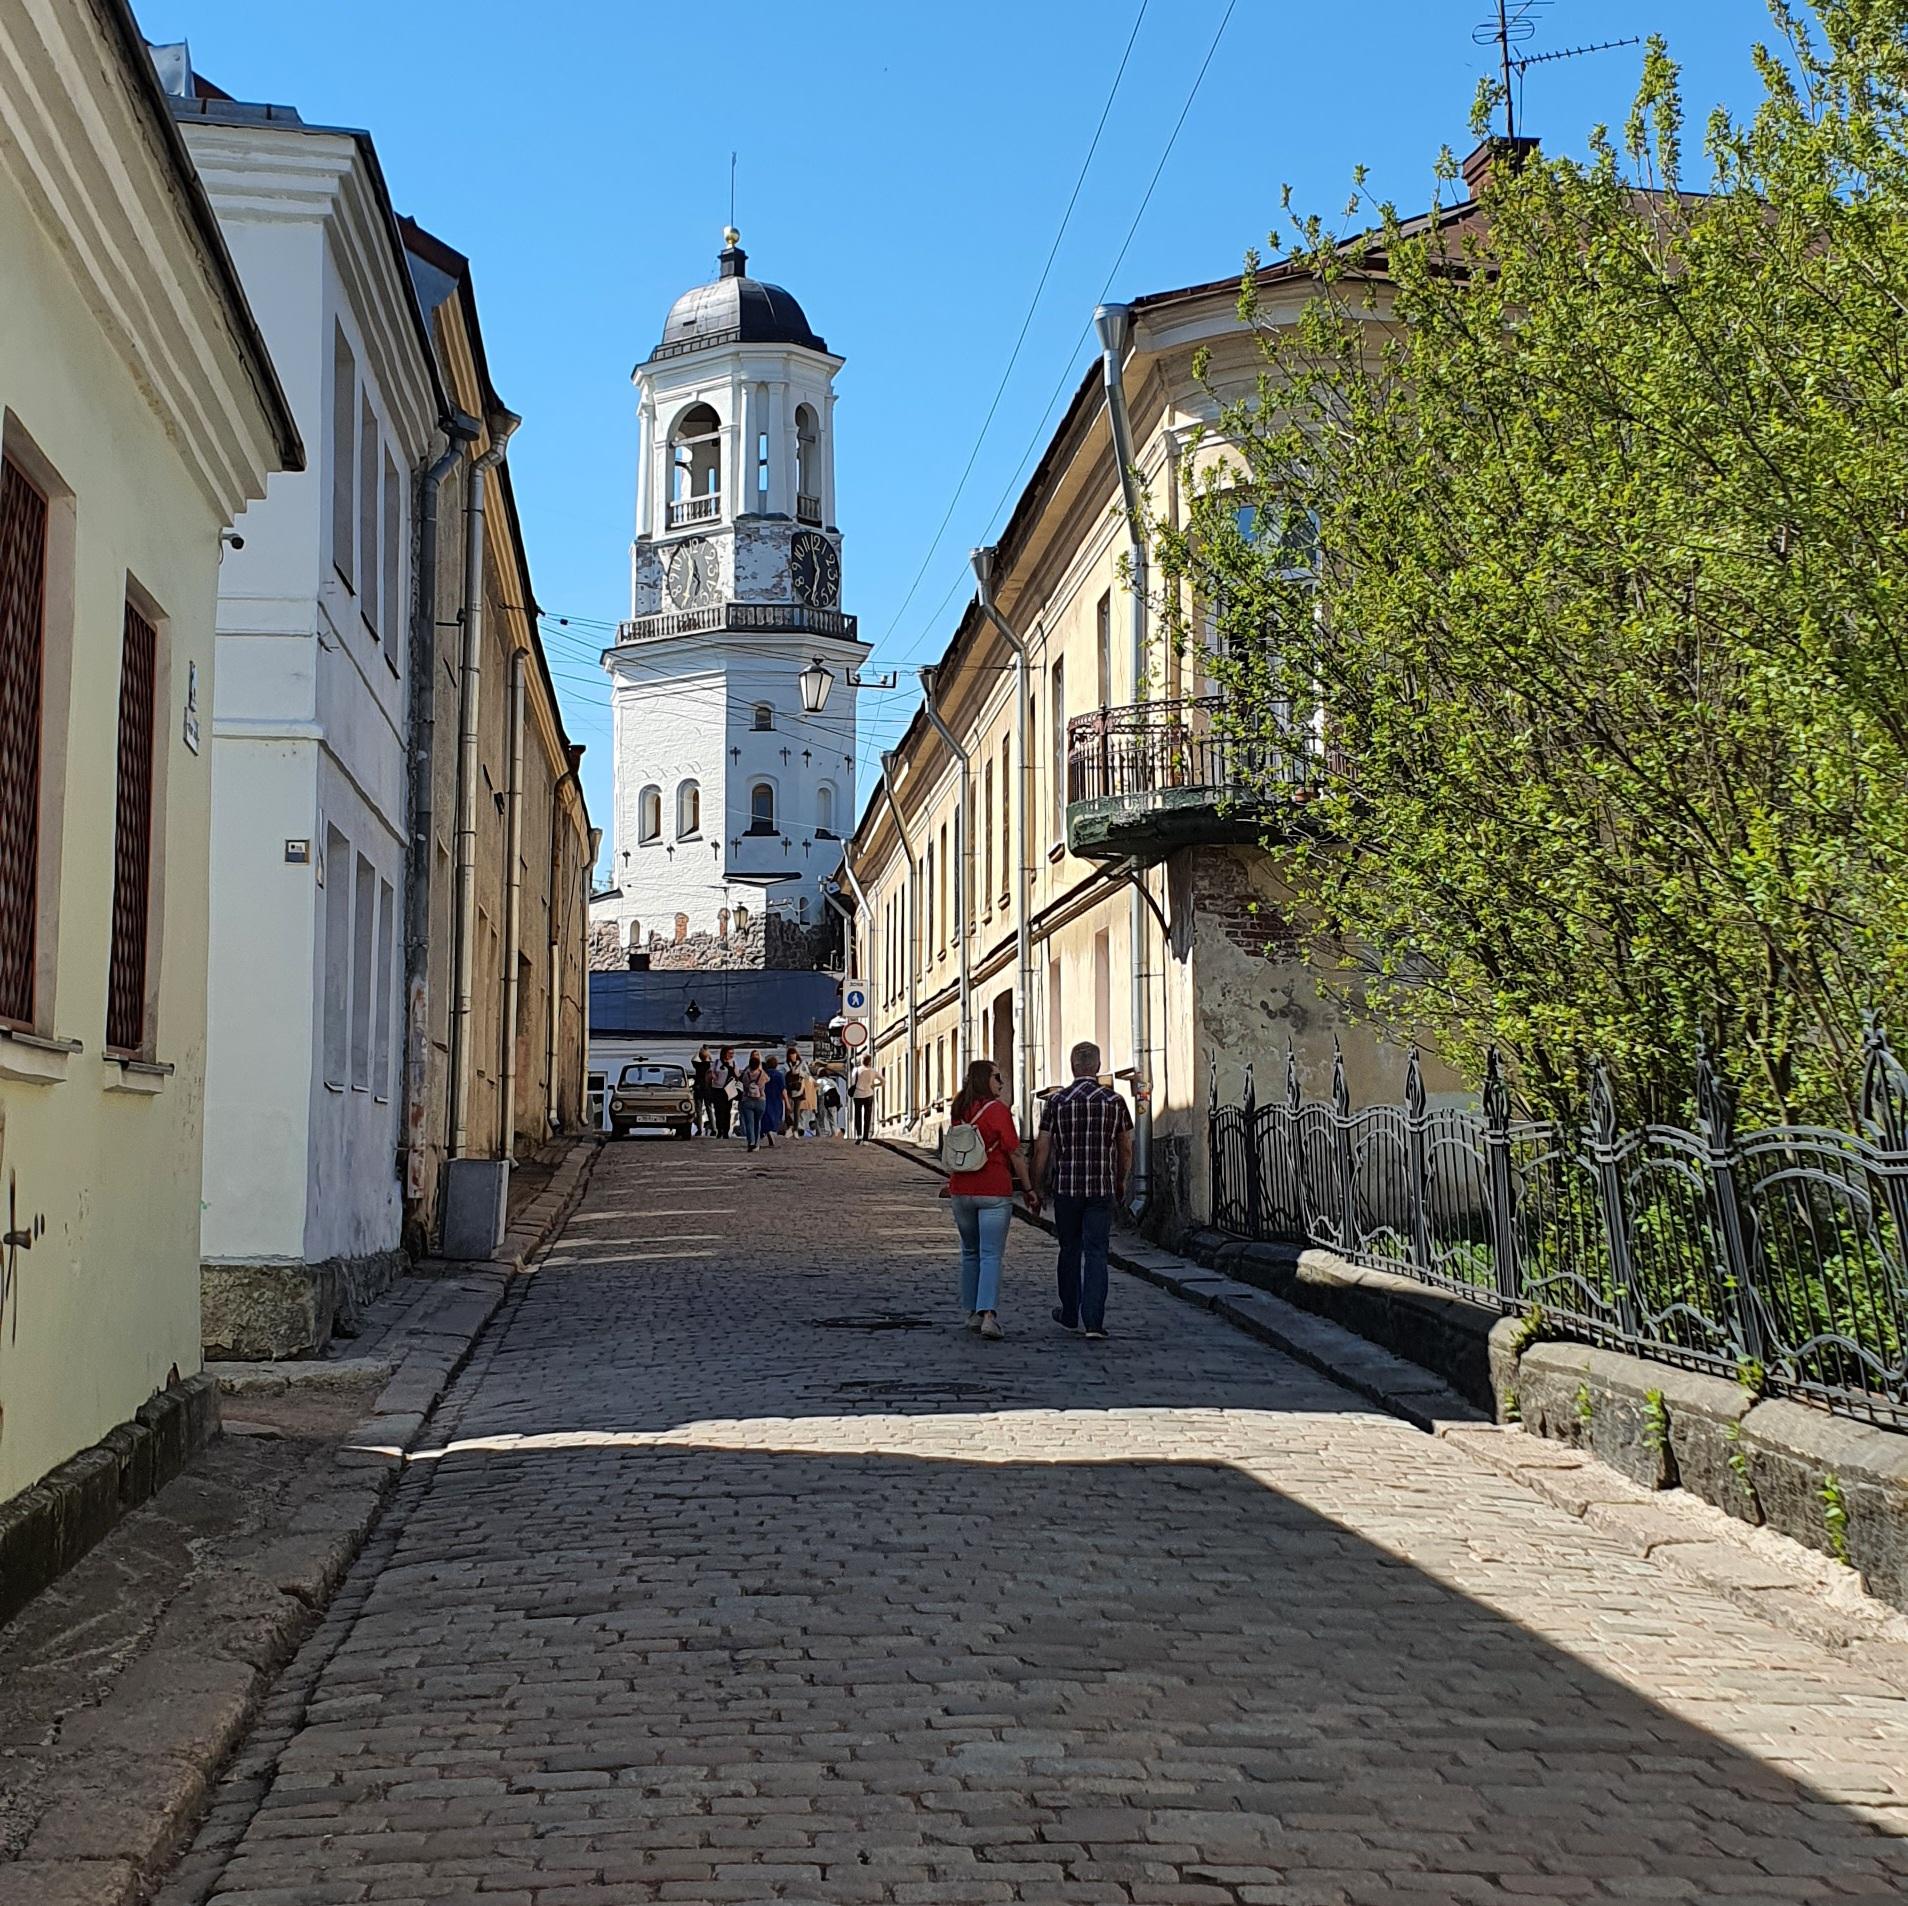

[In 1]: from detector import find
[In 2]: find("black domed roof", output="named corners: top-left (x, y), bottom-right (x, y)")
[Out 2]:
top-left (648, 238), bottom-right (826, 364)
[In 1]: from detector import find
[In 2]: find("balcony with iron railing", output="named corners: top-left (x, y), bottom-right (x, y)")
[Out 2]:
top-left (667, 491), bottom-right (722, 529)
top-left (1064, 695), bottom-right (1323, 861)
top-left (618, 601), bottom-right (861, 645)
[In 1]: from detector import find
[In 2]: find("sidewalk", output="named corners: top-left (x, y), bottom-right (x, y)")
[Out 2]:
top-left (0, 1137), bottom-right (602, 1906)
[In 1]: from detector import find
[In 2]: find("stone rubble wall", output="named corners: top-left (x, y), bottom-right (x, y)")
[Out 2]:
top-left (589, 914), bottom-right (832, 974)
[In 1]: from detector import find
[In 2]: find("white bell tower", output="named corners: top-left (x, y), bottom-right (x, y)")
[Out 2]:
top-left (595, 230), bottom-right (869, 957)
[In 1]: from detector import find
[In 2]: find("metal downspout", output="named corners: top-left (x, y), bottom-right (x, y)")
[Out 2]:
top-left (499, 650), bottom-right (528, 1162)
top-left (970, 548), bottom-right (1037, 1141)
top-left (879, 751), bottom-right (920, 1125)
top-left (448, 409), bottom-right (519, 1159)
top-left (403, 410), bottom-right (478, 1209)
top-left (1096, 303), bottom-right (1154, 1220)
top-left (919, 666), bottom-right (971, 1077)
top-left (546, 761), bottom-right (583, 1134)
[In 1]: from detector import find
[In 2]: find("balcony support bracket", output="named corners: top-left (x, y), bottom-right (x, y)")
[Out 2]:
top-left (1112, 857), bottom-right (1172, 942)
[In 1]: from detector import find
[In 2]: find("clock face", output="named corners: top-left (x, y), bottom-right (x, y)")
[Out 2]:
top-left (790, 530), bottom-right (841, 609)
top-left (666, 538), bottom-right (716, 609)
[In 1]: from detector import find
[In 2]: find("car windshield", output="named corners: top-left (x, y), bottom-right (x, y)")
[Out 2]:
top-left (617, 1064), bottom-right (686, 1088)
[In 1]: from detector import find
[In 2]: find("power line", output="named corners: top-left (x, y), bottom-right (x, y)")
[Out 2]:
top-left (856, 0), bottom-right (1241, 786)
top-left (870, 0), bottom-right (1152, 659)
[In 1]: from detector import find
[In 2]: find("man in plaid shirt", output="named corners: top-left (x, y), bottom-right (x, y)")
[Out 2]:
top-left (1033, 1041), bottom-right (1134, 1340)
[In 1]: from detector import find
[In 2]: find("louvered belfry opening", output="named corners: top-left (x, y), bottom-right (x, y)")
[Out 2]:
top-left (0, 454), bottom-right (48, 1030)
top-left (107, 599), bottom-right (158, 1056)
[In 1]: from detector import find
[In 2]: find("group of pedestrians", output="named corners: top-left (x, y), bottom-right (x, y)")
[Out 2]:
top-left (939, 1039), bottom-right (1132, 1342)
top-left (689, 1046), bottom-right (881, 1152)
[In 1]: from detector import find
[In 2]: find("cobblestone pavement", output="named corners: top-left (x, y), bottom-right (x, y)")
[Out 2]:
top-left (173, 1137), bottom-right (1908, 1904)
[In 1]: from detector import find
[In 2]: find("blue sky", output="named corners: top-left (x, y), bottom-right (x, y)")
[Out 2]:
top-left (150, 1), bottom-right (1776, 861)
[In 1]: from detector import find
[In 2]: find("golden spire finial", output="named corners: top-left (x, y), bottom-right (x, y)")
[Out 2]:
top-left (723, 224), bottom-right (740, 249)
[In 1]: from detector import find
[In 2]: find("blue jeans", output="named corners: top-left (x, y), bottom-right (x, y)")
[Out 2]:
top-left (950, 1195), bottom-right (1013, 1314)
top-left (1053, 1194), bottom-right (1115, 1331)
top-left (737, 1099), bottom-right (764, 1147)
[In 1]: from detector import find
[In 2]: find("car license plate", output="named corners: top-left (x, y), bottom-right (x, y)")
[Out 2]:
top-left (633, 1113), bottom-right (671, 1124)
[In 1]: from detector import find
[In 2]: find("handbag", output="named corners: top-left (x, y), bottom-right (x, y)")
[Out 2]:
top-left (724, 1078), bottom-right (742, 1101)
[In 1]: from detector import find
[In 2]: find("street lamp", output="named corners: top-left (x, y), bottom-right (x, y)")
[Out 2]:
top-left (799, 656), bottom-right (834, 713)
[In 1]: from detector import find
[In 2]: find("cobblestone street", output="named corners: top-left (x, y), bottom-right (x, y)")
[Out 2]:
top-left (172, 1138), bottom-right (1908, 1904)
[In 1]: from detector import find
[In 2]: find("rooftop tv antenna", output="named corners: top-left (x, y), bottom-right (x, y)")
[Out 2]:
top-left (1473, 1), bottom-right (1640, 140)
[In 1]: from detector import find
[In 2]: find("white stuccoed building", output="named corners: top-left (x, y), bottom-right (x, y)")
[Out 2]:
top-left (169, 80), bottom-right (442, 1351)
top-left (593, 233), bottom-right (868, 953)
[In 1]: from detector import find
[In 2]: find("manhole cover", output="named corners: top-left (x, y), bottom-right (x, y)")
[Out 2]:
top-left (813, 1313), bottom-right (936, 1331)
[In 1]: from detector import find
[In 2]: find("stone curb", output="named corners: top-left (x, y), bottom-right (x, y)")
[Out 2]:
top-left (873, 1136), bottom-right (1908, 1672)
top-left (3, 1138), bottom-right (604, 1906)
top-left (0, 1374), bottom-right (221, 1631)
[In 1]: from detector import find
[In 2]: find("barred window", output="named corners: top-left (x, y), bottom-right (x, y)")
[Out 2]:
top-left (330, 325), bottom-right (355, 589)
top-left (358, 395), bottom-right (379, 633)
top-left (322, 823), bottom-right (350, 1085)
top-left (351, 852), bottom-right (375, 1086)
top-left (106, 599), bottom-right (158, 1054)
top-left (0, 455), bottom-right (48, 1028)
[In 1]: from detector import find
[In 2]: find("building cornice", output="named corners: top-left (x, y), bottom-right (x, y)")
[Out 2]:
top-left (0, 0), bottom-right (303, 507)
top-left (175, 118), bottom-right (444, 458)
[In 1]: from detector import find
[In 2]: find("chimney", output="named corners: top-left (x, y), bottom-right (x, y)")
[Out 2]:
top-left (1460, 134), bottom-right (1539, 194)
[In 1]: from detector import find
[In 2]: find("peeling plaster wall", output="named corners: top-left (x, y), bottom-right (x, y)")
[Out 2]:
top-left (1173, 845), bottom-right (1465, 1224)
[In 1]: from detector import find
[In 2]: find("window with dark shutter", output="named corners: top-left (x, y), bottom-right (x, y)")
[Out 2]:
top-left (106, 600), bottom-right (158, 1054)
top-left (0, 455), bottom-right (47, 1029)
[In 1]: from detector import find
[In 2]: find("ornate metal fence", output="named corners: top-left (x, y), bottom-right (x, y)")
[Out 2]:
top-left (1209, 1026), bottom-right (1908, 1428)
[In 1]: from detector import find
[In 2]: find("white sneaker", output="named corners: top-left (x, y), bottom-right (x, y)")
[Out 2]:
top-left (963, 1311), bottom-right (982, 1331)
top-left (979, 1312), bottom-right (1003, 1341)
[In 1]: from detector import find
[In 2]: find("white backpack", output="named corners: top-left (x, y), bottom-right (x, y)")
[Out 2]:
top-left (941, 1120), bottom-right (988, 1173)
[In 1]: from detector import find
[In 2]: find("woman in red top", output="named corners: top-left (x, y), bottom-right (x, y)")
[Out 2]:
top-left (943, 1060), bottom-right (1039, 1340)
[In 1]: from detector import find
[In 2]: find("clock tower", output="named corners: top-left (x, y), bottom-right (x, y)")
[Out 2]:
top-left (595, 230), bottom-right (869, 959)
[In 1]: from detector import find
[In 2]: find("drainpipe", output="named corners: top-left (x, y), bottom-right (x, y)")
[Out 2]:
top-left (448, 408), bottom-right (519, 1159)
top-left (879, 750), bottom-right (920, 1125)
top-left (1096, 303), bottom-right (1153, 1220)
top-left (919, 665), bottom-right (971, 1076)
top-left (970, 545), bottom-right (1037, 1143)
top-left (499, 650), bottom-right (528, 1161)
top-left (403, 410), bottom-right (479, 1208)
top-left (546, 757), bottom-right (583, 1134)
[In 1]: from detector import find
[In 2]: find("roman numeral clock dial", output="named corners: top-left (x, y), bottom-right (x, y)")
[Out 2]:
top-left (790, 530), bottom-right (840, 609)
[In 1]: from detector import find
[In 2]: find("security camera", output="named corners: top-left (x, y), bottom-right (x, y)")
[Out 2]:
top-left (220, 529), bottom-right (245, 550)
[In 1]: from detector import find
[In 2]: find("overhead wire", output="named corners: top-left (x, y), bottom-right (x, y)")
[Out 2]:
top-left (855, 0), bottom-right (1241, 789)
top-left (868, 0), bottom-right (1151, 658)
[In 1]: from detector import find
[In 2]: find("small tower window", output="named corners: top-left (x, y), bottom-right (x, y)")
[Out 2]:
top-left (676, 778), bottom-right (701, 838)
top-left (795, 404), bottom-right (820, 524)
top-left (669, 402), bottom-right (722, 524)
top-left (748, 782), bottom-right (776, 834)
top-left (637, 783), bottom-right (662, 844)
top-left (815, 783), bottom-right (836, 838)
top-left (752, 703), bottom-right (774, 732)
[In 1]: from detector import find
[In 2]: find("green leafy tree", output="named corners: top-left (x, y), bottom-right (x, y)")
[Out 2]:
top-left (1154, 1), bottom-right (1908, 1124)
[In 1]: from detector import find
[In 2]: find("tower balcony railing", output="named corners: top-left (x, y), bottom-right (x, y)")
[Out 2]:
top-left (618, 602), bottom-right (861, 645)
top-left (796, 493), bottom-right (823, 526)
top-left (667, 492), bottom-right (722, 528)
